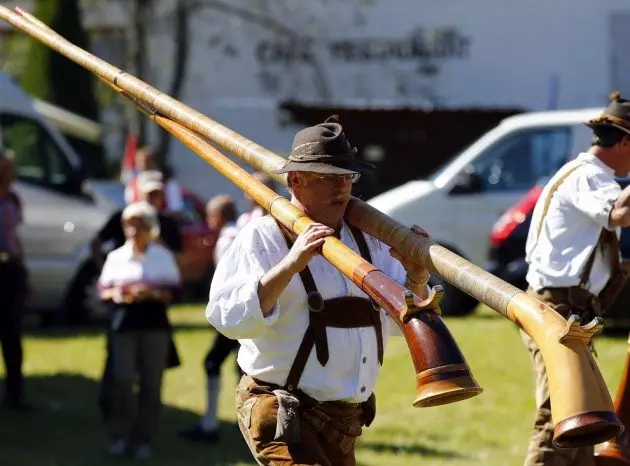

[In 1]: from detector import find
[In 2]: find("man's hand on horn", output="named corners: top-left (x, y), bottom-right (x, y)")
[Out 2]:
top-left (389, 225), bottom-right (431, 285)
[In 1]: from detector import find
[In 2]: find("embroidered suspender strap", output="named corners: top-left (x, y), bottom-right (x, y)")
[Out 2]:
top-left (273, 219), bottom-right (383, 391)
top-left (534, 165), bottom-right (582, 243)
top-left (533, 164), bottom-right (595, 286)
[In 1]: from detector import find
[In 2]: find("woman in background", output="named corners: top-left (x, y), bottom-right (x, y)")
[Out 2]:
top-left (98, 201), bottom-right (181, 460)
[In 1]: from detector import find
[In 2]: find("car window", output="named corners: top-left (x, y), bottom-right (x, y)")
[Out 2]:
top-left (1, 113), bottom-right (75, 191)
top-left (469, 128), bottom-right (571, 192)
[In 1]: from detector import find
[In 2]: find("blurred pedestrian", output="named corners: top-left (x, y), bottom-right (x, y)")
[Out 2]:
top-left (98, 201), bottom-right (181, 459)
top-left (179, 194), bottom-right (242, 443)
top-left (93, 172), bottom-right (183, 423)
top-left (124, 147), bottom-right (184, 212)
top-left (93, 171), bottom-right (183, 268)
top-left (0, 151), bottom-right (30, 411)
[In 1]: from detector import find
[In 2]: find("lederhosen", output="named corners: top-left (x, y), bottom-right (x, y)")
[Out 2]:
top-left (528, 165), bottom-right (629, 322)
top-left (250, 220), bottom-right (383, 428)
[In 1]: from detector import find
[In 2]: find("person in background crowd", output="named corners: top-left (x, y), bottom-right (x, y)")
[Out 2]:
top-left (0, 151), bottom-right (31, 412)
top-left (94, 172), bottom-right (183, 423)
top-left (93, 171), bottom-right (183, 267)
top-left (179, 194), bottom-right (242, 443)
top-left (521, 93), bottom-right (630, 466)
top-left (124, 146), bottom-right (184, 212)
top-left (235, 171), bottom-right (277, 229)
top-left (98, 201), bottom-right (181, 460)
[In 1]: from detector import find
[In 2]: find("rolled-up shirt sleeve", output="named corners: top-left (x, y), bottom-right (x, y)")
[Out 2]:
top-left (568, 170), bottom-right (621, 230)
top-left (206, 227), bottom-right (280, 339)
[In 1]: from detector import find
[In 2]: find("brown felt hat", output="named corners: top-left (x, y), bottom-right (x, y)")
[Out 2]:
top-left (586, 91), bottom-right (630, 135)
top-left (272, 115), bottom-right (376, 176)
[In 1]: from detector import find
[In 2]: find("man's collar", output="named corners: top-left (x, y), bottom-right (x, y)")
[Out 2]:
top-left (577, 152), bottom-right (616, 177)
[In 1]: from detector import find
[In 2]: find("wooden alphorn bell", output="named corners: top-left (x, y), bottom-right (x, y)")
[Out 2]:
top-left (595, 333), bottom-right (630, 465)
top-left (2, 4), bottom-right (623, 447)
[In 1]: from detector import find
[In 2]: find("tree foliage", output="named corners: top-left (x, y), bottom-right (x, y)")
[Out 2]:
top-left (21, 0), bottom-right (107, 177)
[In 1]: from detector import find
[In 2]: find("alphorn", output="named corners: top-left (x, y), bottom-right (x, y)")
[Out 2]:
top-left (1, 5), bottom-right (622, 447)
top-left (595, 333), bottom-right (630, 465)
top-left (7, 6), bottom-right (481, 409)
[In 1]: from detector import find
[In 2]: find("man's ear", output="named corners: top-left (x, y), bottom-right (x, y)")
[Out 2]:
top-left (621, 135), bottom-right (630, 147)
top-left (288, 172), bottom-right (300, 189)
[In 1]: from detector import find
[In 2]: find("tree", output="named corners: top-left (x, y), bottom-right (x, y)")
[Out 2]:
top-left (105, 0), bottom-right (190, 166)
top-left (21, 0), bottom-right (108, 178)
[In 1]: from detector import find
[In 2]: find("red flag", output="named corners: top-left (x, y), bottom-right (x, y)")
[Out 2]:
top-left (120, 132), bottom-right (138, 184)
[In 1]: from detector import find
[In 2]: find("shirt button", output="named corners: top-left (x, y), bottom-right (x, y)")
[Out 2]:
top-left (362, 357), bottom-right (367, 364)
top-left (360, 386), bottom-right (366, 393)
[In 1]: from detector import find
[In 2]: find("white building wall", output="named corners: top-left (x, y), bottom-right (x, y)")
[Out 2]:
top-left (2, 0), bottom-right (628, 201)
top-left (154, 0), bottom-right (630, 199)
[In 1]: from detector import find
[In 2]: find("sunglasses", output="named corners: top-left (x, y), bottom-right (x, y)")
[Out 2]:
top-left (309, 173), bottom-right (361, 184)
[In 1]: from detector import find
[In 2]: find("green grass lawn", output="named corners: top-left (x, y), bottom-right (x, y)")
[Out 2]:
top-left (0, 305), bottom-right (626, 466)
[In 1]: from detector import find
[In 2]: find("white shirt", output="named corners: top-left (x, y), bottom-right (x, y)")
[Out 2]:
top-left (526, 152), bottom-right (621, 295)
top-left (213, 222), bottom-right (240, 265)
top-left (98, 242), bottom-right (182, 290)
top-left (206, 215), bottom-right (417, 403)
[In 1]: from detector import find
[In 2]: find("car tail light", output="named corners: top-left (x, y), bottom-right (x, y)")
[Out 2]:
top-left (490, 185), bottom-right (543, 248)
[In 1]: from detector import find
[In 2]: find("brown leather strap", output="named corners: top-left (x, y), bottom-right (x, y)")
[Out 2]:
top-left (348, 226), bottom-right (383, 361)
top-left (534, 165), bottom-right (581, 243)
top-left (348, 223), bottom-right (372, 264)
top-left (274, 219), bottom-right (383, 392)
top-left (579, 231), bottom-right (601, 288)
top-left (605, 229), bottom-right (621, 275)
top-left (579, 229), bottom-right (620, 288)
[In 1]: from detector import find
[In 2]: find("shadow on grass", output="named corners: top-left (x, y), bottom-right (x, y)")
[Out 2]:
top-left (359, 440), bottom-right (465, 459)
top-left (0, 373), bottom-right (254, 466)
top-left (23, 322), bottom-right (213, 340)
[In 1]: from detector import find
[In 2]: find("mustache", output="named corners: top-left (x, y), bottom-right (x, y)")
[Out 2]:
top-left (328, 191), bottom-right (351, 203)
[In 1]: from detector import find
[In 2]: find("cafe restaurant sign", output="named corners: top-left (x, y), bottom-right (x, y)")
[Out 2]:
top-left (256, 28), bottom-right (471, 64)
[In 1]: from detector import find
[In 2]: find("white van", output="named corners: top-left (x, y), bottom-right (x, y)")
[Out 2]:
top-left (0, 72), bottom-right (113, 320)
top-left (367, 107), bottom-right (602, 315)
